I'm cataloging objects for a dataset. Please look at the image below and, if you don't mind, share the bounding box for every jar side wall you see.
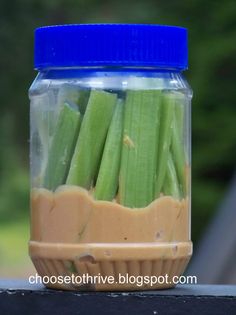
[30,70,191,243]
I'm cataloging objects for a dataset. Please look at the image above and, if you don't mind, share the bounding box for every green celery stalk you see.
[57,84,80,106]
[34,107,55,183]
[163,154,180,199]
[66,90,117,188]
[155,92,175,197]
[119,90,161,208]
[58,84,90,114]
[171,93,186,195]
[77,89,90,114]
[94,99,124,201]
[44,103,81,190]
[32,92,57,183]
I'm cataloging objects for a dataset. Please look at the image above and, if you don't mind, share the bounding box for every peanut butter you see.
[29,185,192,290]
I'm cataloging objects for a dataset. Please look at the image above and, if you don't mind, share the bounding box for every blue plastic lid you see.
[35,24,188,70]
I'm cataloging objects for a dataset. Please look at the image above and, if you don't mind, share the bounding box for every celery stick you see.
[34,107,55,182]
[58,84,90,114]
[94,99,124,200]
[66,90,117,188]
[155,93,175,197]
[171,94,186,195]
[120,90,161,208]
[163,154,180,199]
[44,103,81,190]
[174,93,185,138]
[77,89,90,114]
[57,84,80,106]
[32,93,57,182]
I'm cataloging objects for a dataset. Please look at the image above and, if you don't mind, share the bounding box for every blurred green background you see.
[0,0,235,277]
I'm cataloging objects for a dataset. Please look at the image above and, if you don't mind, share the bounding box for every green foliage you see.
[0,114,29,222]
[0,0,235,244]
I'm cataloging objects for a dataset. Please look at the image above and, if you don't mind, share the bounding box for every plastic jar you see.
[29,24,192,291]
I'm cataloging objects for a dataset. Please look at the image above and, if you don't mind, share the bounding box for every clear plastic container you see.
[29,24,192,291]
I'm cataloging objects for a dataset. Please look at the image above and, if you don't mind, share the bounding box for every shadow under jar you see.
[29,24,192,291]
